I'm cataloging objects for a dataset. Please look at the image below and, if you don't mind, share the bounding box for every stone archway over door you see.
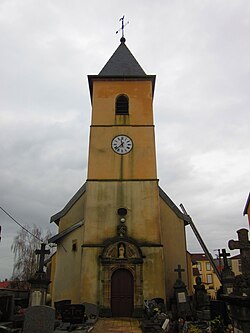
[111,269,134,317]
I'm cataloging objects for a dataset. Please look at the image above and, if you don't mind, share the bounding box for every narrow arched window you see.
[116,95,129,115]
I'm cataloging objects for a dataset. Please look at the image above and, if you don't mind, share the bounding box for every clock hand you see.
[118,139,124,148]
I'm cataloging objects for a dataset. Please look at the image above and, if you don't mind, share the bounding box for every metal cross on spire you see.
[116,16,129,42]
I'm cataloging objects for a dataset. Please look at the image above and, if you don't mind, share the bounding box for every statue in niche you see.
[118,243,125,259]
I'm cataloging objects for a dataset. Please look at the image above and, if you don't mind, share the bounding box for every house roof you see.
[50,183,191,226]
[243,192,250,215]
[191,253,209,261]
[230,254,241,260]
[0,280,10,288]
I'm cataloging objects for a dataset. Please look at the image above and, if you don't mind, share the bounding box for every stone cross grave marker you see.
[35,243,50,273]
[174,264,185,281]
[173,264,192,319]
[229,228,250,278]
[23,305,55,333]
[220,248,231,269]
[219,248,235,295]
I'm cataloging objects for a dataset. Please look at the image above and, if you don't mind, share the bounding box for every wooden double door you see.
[111,269,134,317]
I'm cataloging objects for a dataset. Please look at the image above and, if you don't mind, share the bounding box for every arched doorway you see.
[111,269,134,317]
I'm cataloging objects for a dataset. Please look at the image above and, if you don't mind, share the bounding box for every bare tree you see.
[11,224,51,282]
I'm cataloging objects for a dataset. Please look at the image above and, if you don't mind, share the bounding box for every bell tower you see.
[87,39,157,181]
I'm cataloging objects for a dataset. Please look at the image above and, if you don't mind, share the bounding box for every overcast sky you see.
[0,0,249,280]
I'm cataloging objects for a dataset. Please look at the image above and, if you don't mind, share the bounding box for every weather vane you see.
[116,16,129,41]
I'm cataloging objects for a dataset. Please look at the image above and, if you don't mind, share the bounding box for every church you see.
[49,35,192,317]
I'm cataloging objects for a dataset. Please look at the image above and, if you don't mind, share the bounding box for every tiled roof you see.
[0,280,10,288]
[191,253,209,261]
[230,254,241,259]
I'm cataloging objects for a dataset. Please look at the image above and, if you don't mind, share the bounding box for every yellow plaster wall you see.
[142,247,166,299]
[52,226,84,304]
[159,197,188,299]
[59,194,86,232]
[80,248,101,303]
[51,190,86,304]
[87,126,157,180]
[83,180,161,244]
[88,79,157,181]
[47,253,56,303]
[91,80,153,126]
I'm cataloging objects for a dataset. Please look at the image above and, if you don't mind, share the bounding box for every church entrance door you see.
[111,269,134,317]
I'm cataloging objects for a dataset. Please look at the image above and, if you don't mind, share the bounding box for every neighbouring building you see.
[191,253,221,298]
[49,36,192,317]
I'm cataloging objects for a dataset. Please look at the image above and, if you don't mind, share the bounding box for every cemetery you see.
[0,227,249,332]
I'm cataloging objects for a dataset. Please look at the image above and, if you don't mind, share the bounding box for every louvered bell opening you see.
[116,95,129,115]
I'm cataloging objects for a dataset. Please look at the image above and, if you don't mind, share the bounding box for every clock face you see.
[111,135,133,155]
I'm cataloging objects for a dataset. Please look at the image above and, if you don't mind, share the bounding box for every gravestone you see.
[55,304,88,332]
[229,229,250,279]
[210,300,229,325]
[222,229,250,333]
[30,290,42,306]
[173,264,192,320]
[29,243,50,307]
[54,299,71,319]
[23,305,55,333]
[82,302,98,324]
[35,243,50,274]
[220,248,235,295]
[0,294,14,322]
[193,276,210,320]
[61,304,85,324]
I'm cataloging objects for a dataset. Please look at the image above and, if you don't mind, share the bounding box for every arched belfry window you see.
[116,95,129,115]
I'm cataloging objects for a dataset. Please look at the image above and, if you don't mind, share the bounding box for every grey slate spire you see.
[88,37,155,102]
[98,38,147,77]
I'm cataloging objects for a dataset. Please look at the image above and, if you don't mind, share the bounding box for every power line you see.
[0,206,43,242]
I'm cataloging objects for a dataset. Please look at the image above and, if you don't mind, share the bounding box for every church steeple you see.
[98,40,147,77]
[88,40,155,102]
